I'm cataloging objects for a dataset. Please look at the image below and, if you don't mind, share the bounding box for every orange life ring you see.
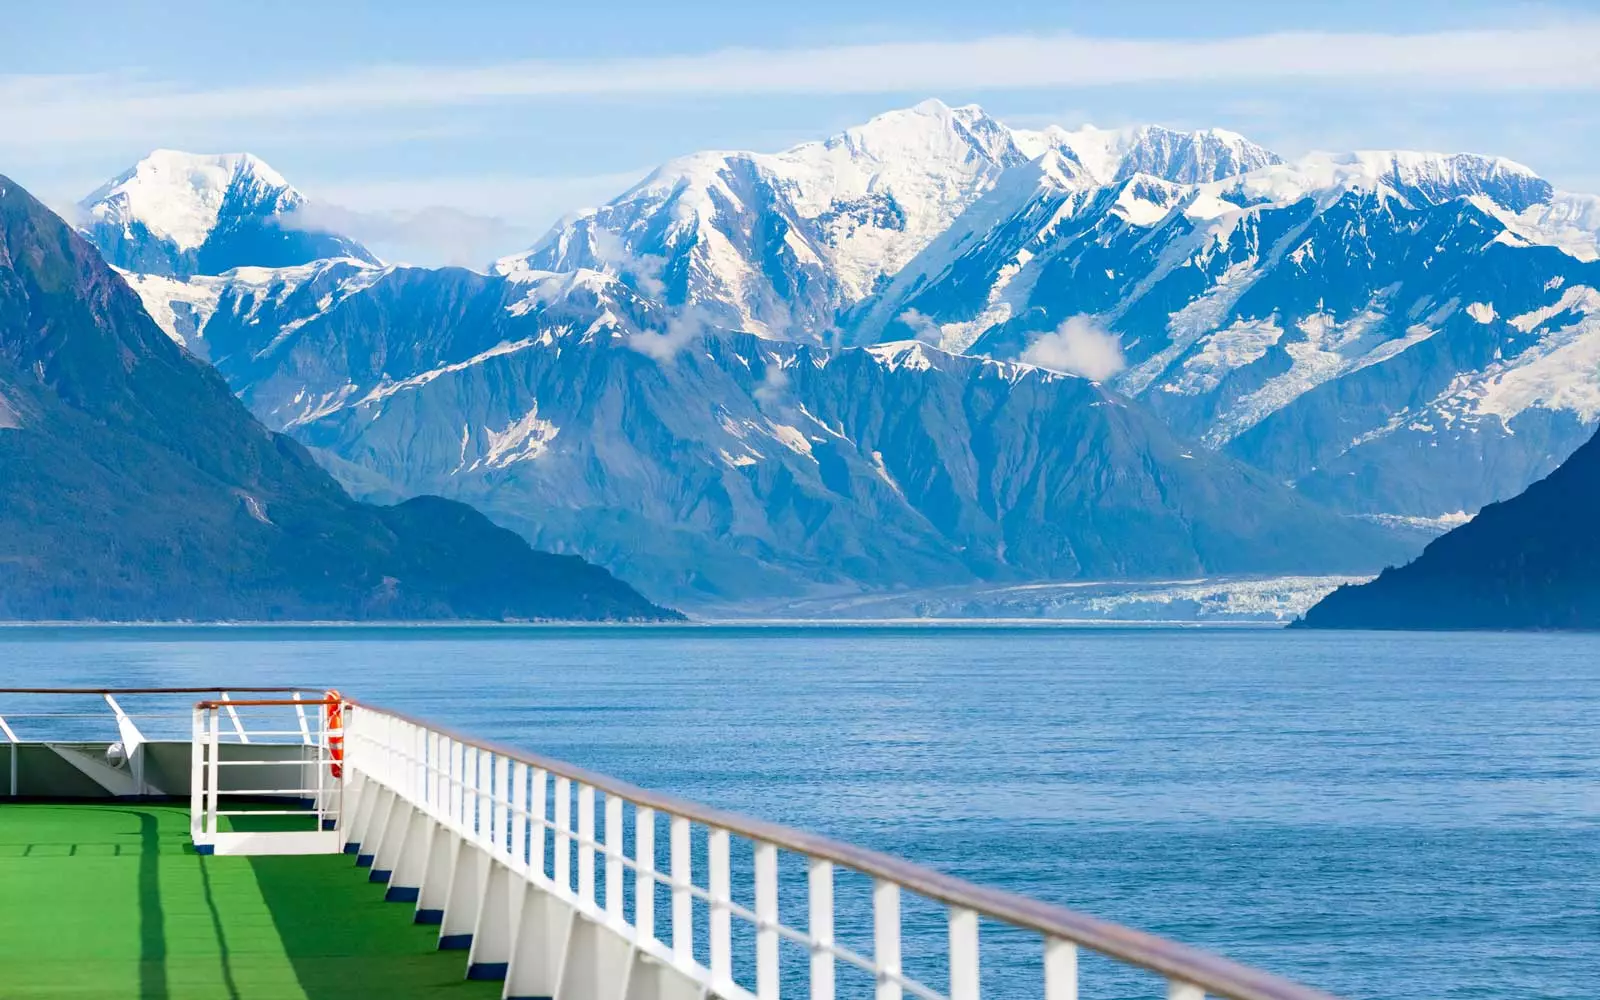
[325,690,344,779]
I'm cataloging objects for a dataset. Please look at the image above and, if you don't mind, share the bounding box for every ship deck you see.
[0,801,500,1000]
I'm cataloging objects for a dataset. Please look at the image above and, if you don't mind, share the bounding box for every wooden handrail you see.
[195,698,337,709]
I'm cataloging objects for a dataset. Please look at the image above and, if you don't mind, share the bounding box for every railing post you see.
[189,706,204,842]
[1044,938,1078,1000]
[949,907,980,1000]
[709,828,731,985]
[511,761,528,871]
[755,842,779,1000]
[492,754,508,854]
[605,793,624,923]
[475,747,490,842]
[220,692,248,744]
[451,739,465,826]
[414,723,426,802]
[874,879,902,1000]
[578,783,596,906]
[1169,982,1205,1000]
[531,768,548,879]
[554,776,571,890]
[635,807,655,940]
[426,731,440,812]
[809,859,835,1000]
[205,707,220,837]
[293,692,312,745]
[671,815,693,966]
[2,714,16,798]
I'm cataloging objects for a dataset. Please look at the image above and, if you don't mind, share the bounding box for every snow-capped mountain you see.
[80,150,376,277]
[100,208,1411,604]
[150,258,1407,603]
[863,142,1600,518]
[500,101,1279,345]
[99,105,1600,605]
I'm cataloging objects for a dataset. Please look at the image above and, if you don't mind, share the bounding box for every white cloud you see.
[1021,316,1126,381]
[280,202,532,269]
[5,24,1600,147]
[628,307,717,363]
[897,308,943,344]
[277,171,646,268]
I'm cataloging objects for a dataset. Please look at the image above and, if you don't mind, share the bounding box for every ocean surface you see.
[2,625,1595,1000]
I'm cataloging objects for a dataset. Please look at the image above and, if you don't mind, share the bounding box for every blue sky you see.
[7,0,1600,264]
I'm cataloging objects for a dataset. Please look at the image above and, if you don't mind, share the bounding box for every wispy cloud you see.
[279,202,532,269]
[4,24,1600,145]
[1022,317,1126,382]
[286,171,645,268]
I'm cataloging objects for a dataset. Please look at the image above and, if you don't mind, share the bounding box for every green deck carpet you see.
[0,802,503,999]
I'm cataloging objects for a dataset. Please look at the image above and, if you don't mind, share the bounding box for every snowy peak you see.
[79,150,376,278]
[1115,126,1282,185]
[514,99,1039,340]
[83,150,296,251]
[833,98,1027,173]
[1350,150,1552,212]
[1014,124,1281,186]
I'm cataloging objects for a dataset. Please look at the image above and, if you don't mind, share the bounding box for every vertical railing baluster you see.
[189,707,204,844]
[1044,938,1078,1000]
[476,748,490,845]
[531,768,548,879]
[425,731,438,811]
[415,724,426,802]
[452,740,464,827]
[1168,983,1204,1000]
[671,816,693,965]
[605,793,624,923]
[874,880,902,1000]
[493,754,509,854]
[511,761,528,871]
[710,828,732,985]
[636,807,656,941]
[578,783,596,906]
[949,907,980,1000]
[205,707,220,837]
[809,859,835,1000]
[755,842,779,1000]
[554,776,571,891]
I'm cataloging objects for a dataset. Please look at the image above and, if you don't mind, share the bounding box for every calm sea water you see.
[2,625,1596,1000]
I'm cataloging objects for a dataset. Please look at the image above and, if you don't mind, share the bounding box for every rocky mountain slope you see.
[92,242,1411,604]
[862,147,1600,521]
[506,105,1600,526]
[503,101,1279,345]
[1297,426,1600,629]
[103,109,1600,607]
[0,175,672,621]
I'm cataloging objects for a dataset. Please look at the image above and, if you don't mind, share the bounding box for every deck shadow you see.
[247,854,503,999]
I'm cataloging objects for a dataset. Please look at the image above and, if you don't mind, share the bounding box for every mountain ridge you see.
[0,173,674,621]
[80,105,1600,609]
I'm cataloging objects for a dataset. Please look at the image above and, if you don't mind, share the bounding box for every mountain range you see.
[0,175,671,621]
[74,99,1600,608]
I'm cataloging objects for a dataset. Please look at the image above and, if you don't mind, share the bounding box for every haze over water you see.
[4,625,1596,999]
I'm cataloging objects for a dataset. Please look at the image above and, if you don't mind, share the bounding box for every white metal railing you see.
[0,687,308,798]
[191,696,341,852]
[343,700,1340,1000]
